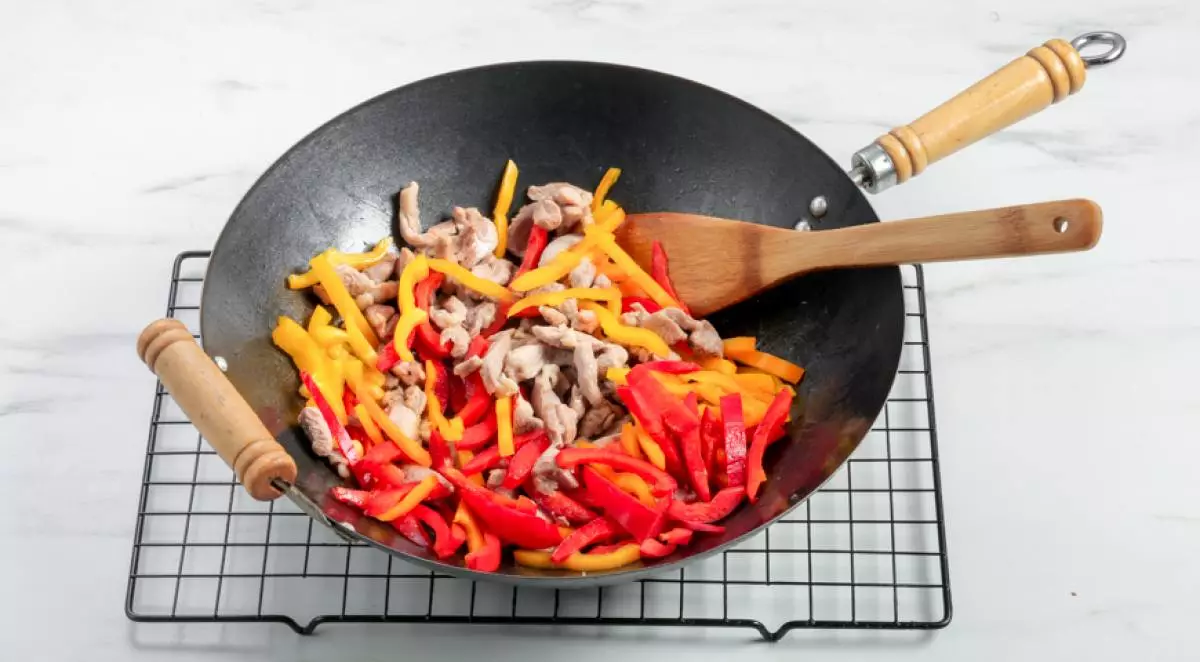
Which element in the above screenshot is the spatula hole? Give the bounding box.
[1053,217,1070,233]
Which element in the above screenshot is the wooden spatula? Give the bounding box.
[615,199,1101,317]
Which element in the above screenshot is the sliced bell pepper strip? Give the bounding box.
[658,527,693,546]
[409,503,462,558]
[306,304,333,334]
[606,367,630,385]
[627,368,700,439]
[376,341,401,373]
[373,475,441,522]
[591,167,621,212]
[492,159,519,258]
[449,374,467,413]
[425,360,463,442]
[392,514,432,548]
[514,543,641,571]
[495,395,515,457]
[353,385,432,466]
[363,482,416,517]
[507,286,621,318]
[619,422,643,460]
[719,394,747,488]
[613,473,656,507]
[700,405,722,480]
[398,254,430,314]
[465,335,489,360]
[638,537,676,559]
[698,356,738,375]
[580,302,672,358]
[309,252,379,358]
[502,432,551,489]
[330,486,369,509]
[530,489,597,526]
[354,403,385,445]
[453,501,484,553]
[726,348,805,384]
[466,528,502,572]
[429,429,454,470]
[582,467,668,542]
[583,224,679,310]
[680,418,711,502]
[275,317,345,422]
[745,389,793,503]
[634,426,666,471]
[441,468,563,549]
[392,309,427,363]
[287,238,394,289]
[300,372,361,464]
[456,411,498,451]
[616,386,681,476]
[668,486,745,523]
[722,337,756,355]
[513,225,549,280]
[731,372,778,396]
[670,519,725,534]
[595,205,626,234]
[551,516,622,563]
[620,296,662,314]
[634,360,701,376]
[362,440,404,466]
[456,373,492,427]
[426,258,515,302]
[556,448,677,496]
[508,244,588,292]
[649,240,689,315]
[462,444,501,476]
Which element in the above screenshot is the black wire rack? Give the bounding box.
[126,250,952,641]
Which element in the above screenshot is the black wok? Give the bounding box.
[148,33,1124,586]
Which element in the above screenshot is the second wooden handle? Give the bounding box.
[137,319,296,500]
[877,38,1087,184]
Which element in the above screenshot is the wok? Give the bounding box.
[138,32,1124,586]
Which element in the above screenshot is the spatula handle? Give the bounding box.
[137,319,296,500]
[802,199,1102,271]
[851,31,1125,192]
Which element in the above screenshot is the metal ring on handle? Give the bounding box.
[1071,31,1126,67]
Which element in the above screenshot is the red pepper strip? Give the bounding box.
[409,504,462,558]
[428,361,451,415]
[556,448,677,497]
[667,486,745,523]
[392,514,431,547]
[363,483,417,518]
[301,372,362,465]
[513,226,550,280]
[680,426,711,502]
[346,424,371,451]
[587,542,633,556]
[582,467,668,542]
[343,388,358,416]
[430,429,454,470]
[441,468,564,549]
[482,302,512,337]
[449,374,467,412]
[502,433,551,489]
[412,272,453,358]
[466,335,489,360]
[628,370,700,439]
[638,537,676,559]
[746,390,793,503]
[413,323,451,360]
[369,462,411,491]
[456,374,492,427]
[531,490,598,526]
[670,519,725,534]
[462,429,546,475]
[551,517,622,563]
[634,360,702,376]
[650,240,690,315]
[615,386,685,478]
[700,406,722,481]
[465,528,502,572]
[330,486,369,510]
[659,527,693,545]
[719,394,748,488]
[362,441,404,466]
[376,341,401,373]
[456,411,498,451]
[621,296,663,314]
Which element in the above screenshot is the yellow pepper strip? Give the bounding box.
[722,336,757,355]
[732,372,779,396]
[355,403,384,445]
[651,372,693,398]
[341,356,383,403]
[425,360,463,441]
[365,365,387,388]
[619,422,643,460]
[725,348,806,384]
[698,356,738,375]
[273,317,346,422]
[493,160,519,258]
[287,237,394,289]
[398,254,429,314]
[496,395,514,456]
[376,475,440,522]
[352,440,364,459]
[349,377,430,465]
[311,325,349,349]
[614,473,656,507]
[606,296,621,317]
[457,451,486,486]
[454,501,485,552]
[310,253,380,358]
[579,302,672,358]
[583,225,679,310]
[507,286,621,318]
[635,427,667,471]
[514,543,641,571]
[508,247,589,292]
[596,205,626,234]
[606,367,630,385]
[426,258,516,301]
[591,167,621,212]
[392,309,427,362]
[307,305,333,334]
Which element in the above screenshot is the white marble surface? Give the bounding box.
[3,0,1199,659]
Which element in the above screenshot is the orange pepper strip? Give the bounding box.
[453,501,485,552]
[726,349,806,384]
[513,543,641,571]
[606,367,630,385]
[592,167,621,212]
[583,225,678,310]
[376,475,440,521]
[722,336,757,355]
[698,356,738,375]
[493,160,519,258]
[635,427,666,471]
[507,287,621,318]
[287,237,393,289]
[732,372,779,396]
[619,423,643,460]
[427,258,515,302]
[355,403,384,445]
[496,395,514,457]
[650,372,693,398]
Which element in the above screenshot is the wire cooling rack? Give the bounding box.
[126,250,951,641]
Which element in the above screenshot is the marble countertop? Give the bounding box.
[3,0,1198,659]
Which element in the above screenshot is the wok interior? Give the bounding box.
[202,62,904,586]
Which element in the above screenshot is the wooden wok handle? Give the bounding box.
[798,199,1102,271]
[137,319,296,500]
[851,31,1125,192]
